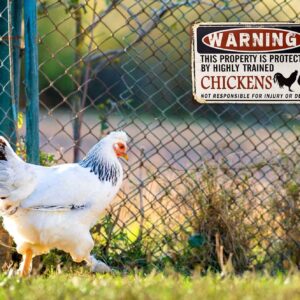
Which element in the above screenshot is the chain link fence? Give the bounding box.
[4,0,299,273]
[0,1,17,143]
[0,1,17,266]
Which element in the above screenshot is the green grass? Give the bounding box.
[0,272,299,300]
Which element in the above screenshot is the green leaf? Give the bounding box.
[188,233,205,248]
[101,121,109,131]
[220,0,229,7]
[17,112,24,129]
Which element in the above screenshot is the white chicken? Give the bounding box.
[0,131,128,276]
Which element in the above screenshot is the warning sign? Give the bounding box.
[192,23,300,103]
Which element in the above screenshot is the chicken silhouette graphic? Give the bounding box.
[273,70,298,92]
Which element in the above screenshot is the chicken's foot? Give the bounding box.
[86,255,111,273]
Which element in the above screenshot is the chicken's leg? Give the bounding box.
[19,249,33,277]
[85,255,111,273]
[69,232,111,273]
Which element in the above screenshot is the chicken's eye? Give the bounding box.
[115,142,126,153]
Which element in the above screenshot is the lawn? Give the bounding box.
[0,272,299,300]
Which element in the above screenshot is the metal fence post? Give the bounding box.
[24,0,39,164]
[0,0,16,144]
[11,0,22,128]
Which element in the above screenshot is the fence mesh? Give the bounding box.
[0,0,16,266]
[0,1,16,143]
[14,0,300,272]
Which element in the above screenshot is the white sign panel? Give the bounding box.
[192,23,300,103]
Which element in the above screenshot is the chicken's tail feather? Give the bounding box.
[0,138,7,161]
[273,73,284,88]
[0,137,21,200]
[0,136,21,163]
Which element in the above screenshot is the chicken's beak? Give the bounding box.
[121,153,129,161]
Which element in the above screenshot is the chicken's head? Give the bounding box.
[81,131,129,164]
[108,131,129,161]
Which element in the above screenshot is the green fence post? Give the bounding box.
[11,0,22,127]
[0,0,16,144]
[24,0,39,164]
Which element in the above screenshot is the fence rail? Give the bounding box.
[1,0,300,273]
